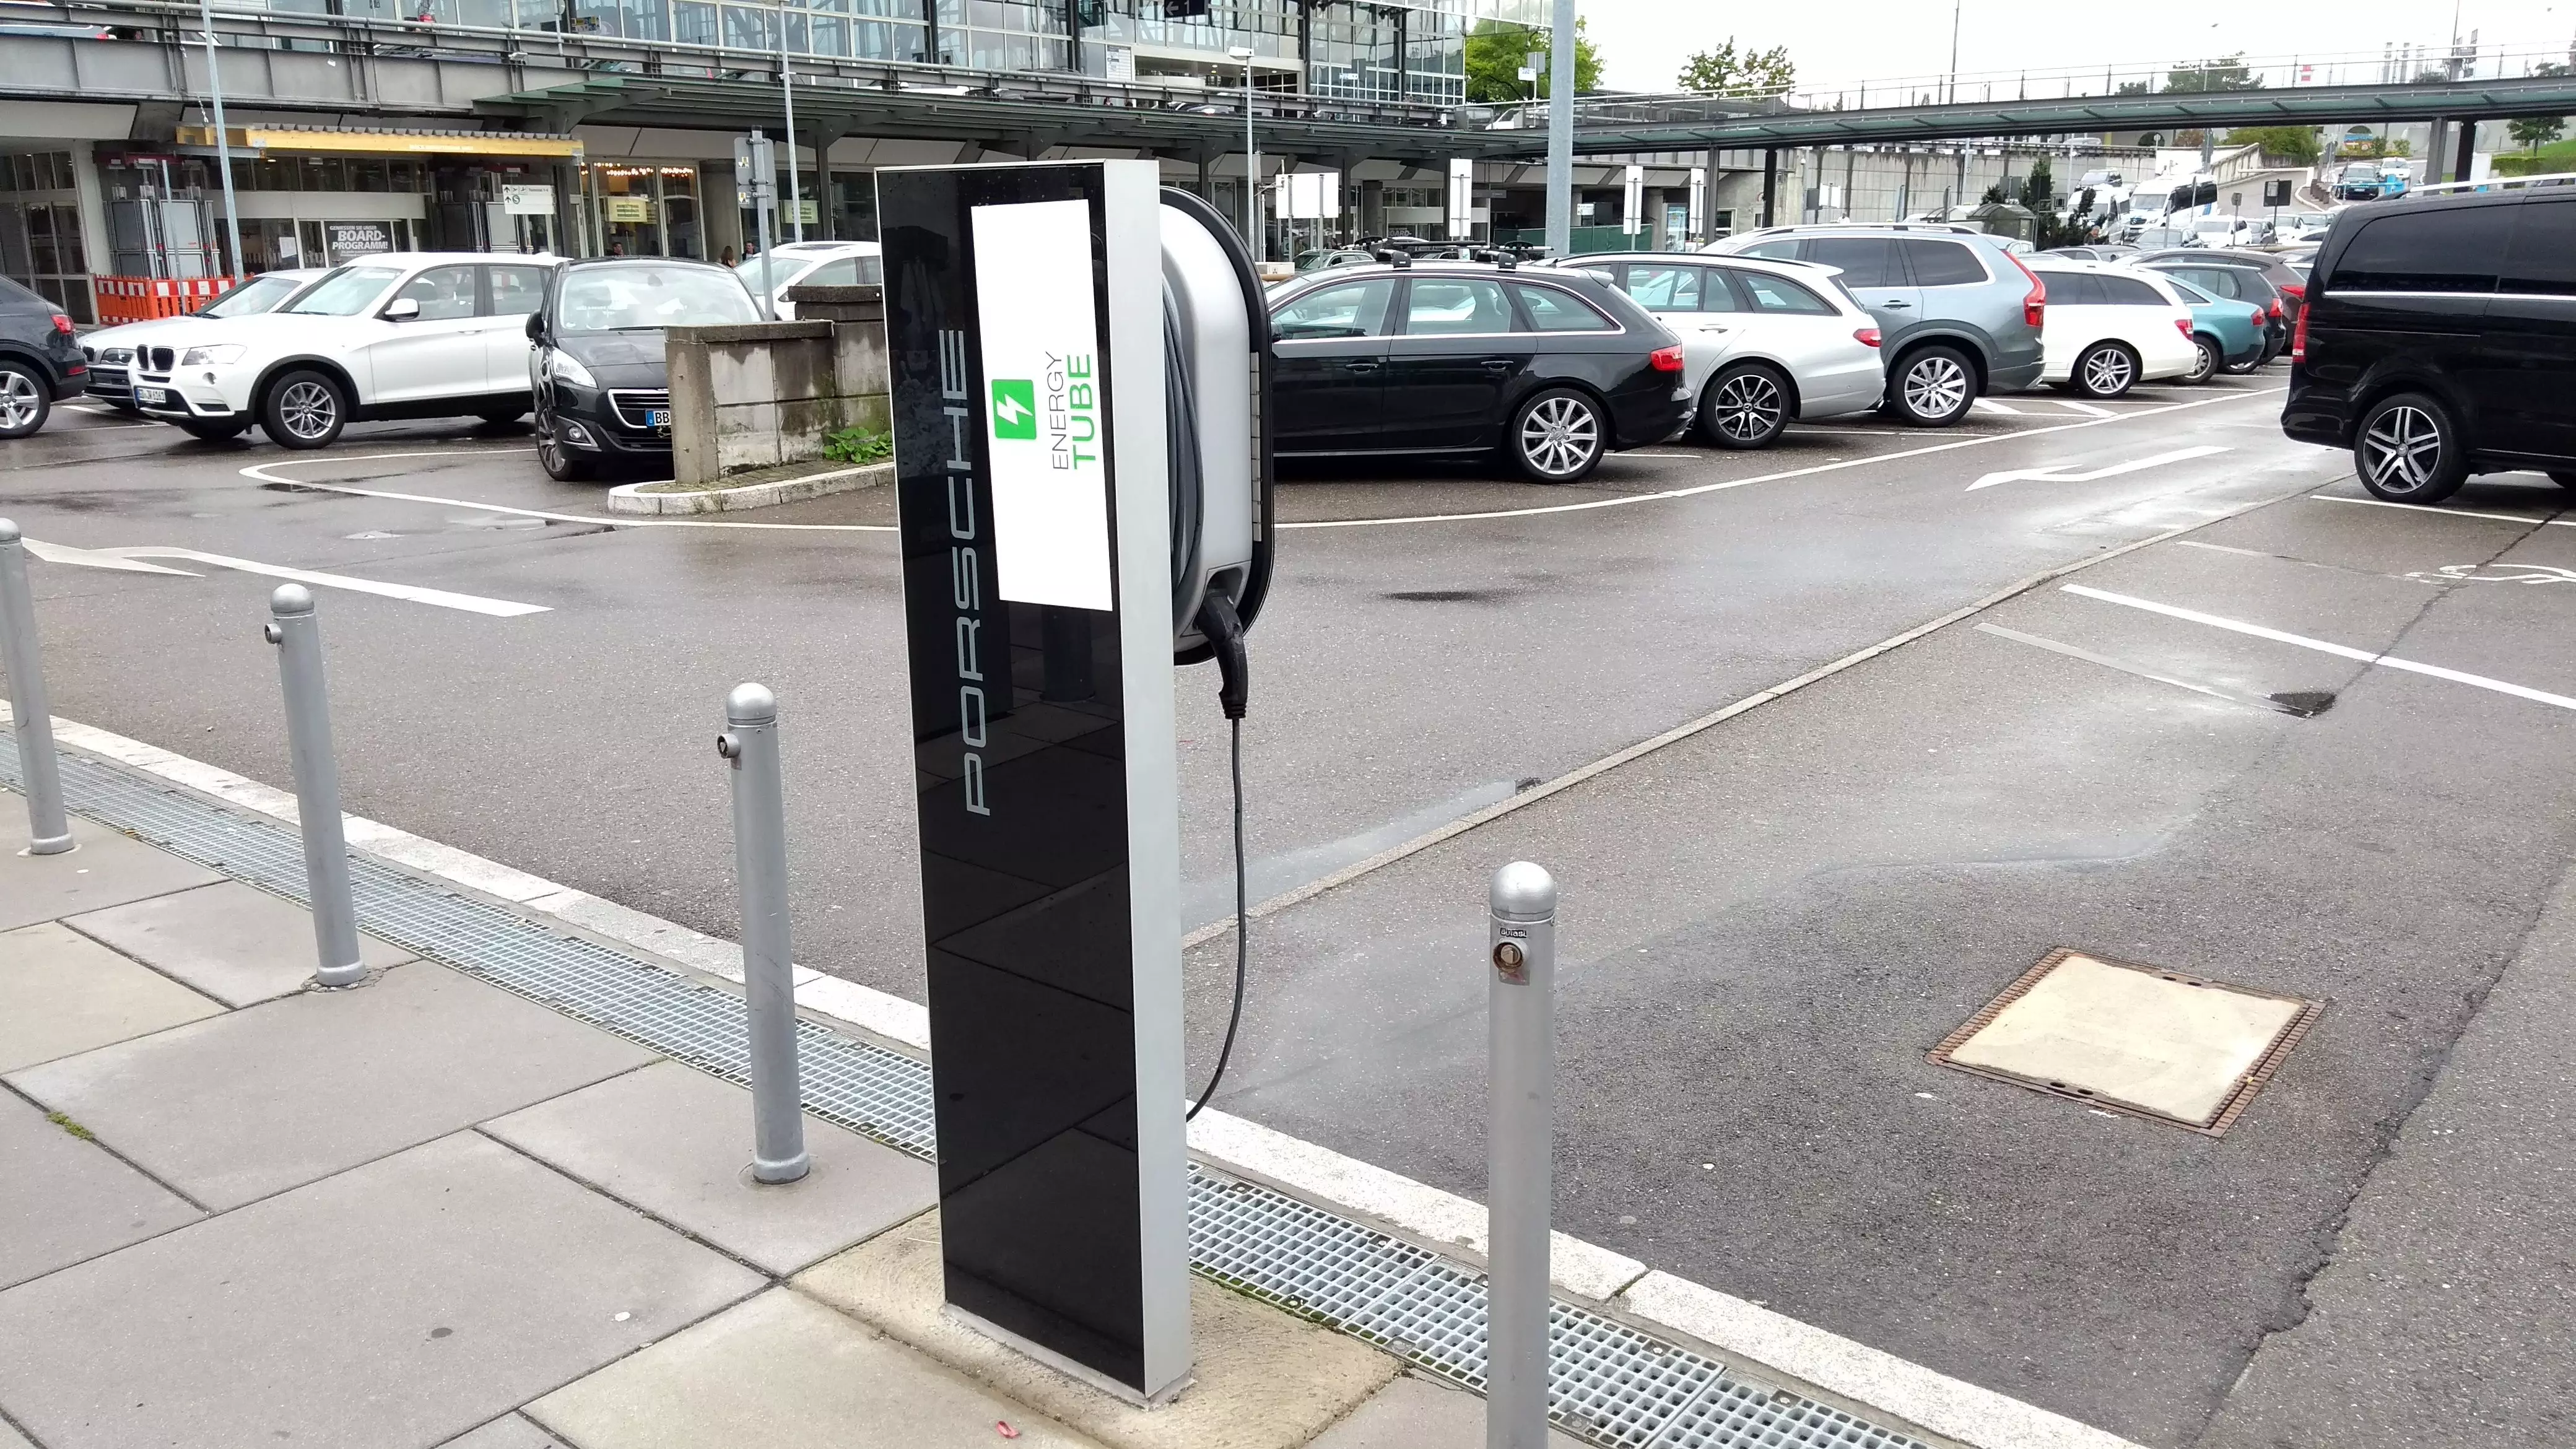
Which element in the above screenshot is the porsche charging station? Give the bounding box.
[876,158,1271,1406]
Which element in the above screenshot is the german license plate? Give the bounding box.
[648,409,671,432]
[135,386,170,406]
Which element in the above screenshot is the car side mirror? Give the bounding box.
[383,297,421,322]
[524,311,544,342]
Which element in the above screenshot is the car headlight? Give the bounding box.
[179,344,246,367]
[546,351,598,388]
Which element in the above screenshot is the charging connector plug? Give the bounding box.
[1197,591,1249,721]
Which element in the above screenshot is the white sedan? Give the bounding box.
[129,252,560,446]
[1550,253,1885,448]
[732,240,880,320]
[2022,259,2198,399]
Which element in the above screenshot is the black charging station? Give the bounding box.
[877,158,1270,1405]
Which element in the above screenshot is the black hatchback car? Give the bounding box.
[527,256,763,481]
[1265,261,1687,482]
[0,275,85,440]
[2284,186,2576,504]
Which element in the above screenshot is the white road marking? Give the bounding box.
[240,451,895,532]
[2408,562,2576,585]
[2307,492,2576,528]
[2063,583,2576,711]
[1284,388,2283,531]
[1977,622,2312,715]
[1972,398,2025,416]
[1966,445,2229,492]
[2054,399,2117,417]
[29,539,548,617]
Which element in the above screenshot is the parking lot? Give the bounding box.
[8,364,2574,1444]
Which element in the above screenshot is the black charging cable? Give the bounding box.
[1186,592,1250,1122]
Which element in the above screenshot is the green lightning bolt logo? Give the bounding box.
[989,378,1037,441]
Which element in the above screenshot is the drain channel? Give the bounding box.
[0,736,1925,1449]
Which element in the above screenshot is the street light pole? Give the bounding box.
[1543,0,1573,258]
[780,0,804,243]
[197,0,245,279]
[1230,45,1258,262]
[1947,0,1962,105]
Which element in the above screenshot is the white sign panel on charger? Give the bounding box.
[969,198,1115,612]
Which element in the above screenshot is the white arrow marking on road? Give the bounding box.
[24,540,547,617]
[1966,445,2229,492]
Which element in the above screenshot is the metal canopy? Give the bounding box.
[1559,74,2576,152]
[481,76,1521,164]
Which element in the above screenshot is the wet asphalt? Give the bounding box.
[11,375,2573,1443]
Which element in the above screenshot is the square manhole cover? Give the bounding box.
[1930,949,2323,1135]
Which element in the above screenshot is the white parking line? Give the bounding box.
[25,537,550,617]
[2307,492,2576,528]
[1972,398,2025,416]
[2053,399,2117,417]
[239,452,896,533]
[2063,583,2576,711]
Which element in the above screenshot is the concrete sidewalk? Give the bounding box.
[0,813,1558,1449]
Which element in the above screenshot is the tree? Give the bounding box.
[2228,125,2320,163]
[1676,38,1795,97]
[1464,17,1601,103]
[2164,55,2265,93]
[2511,115,2567,152]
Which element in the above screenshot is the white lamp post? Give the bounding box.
[1230,44,1258,262]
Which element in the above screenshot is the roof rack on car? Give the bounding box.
[1370,249,1412,268]
[1468,247,1518,269]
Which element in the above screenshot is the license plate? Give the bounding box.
[648,409,670,431]
[136,386,170,406]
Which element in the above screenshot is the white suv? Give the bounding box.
[131,251,560,448]
[731,240,879,320]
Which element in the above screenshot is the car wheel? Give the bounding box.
[0,361,51,439]
[2354,392,2467,505]
[537,412,596,482]
[2072,342,2139,399]
[261,370,347,450]
[1887,345,1975,427]
[2548,471,2576,492]
[176,419,250,442]
[1508,387,1604,484]
[477,406,527,424]
[1698,363,1790,450]
[2185,336,2221,385]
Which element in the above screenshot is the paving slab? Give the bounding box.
[0,817,220,931]
[795,1210,1399,1449]
[435,1412,572,1449]
[0,1131,763,1449]
[67,879,414,1006]
[6,962,655,1209]
[0,1415,28,1449]
[0,1087,201,1289]
[484,1060,939,1276]
[1309,1373,1585,1449]
[529,1287,1101,1449]
[0,920,224,1073]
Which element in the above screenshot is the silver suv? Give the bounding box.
[1705,224,2048,426]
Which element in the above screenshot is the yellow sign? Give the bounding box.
[604,196,655,224]
[178,126,583,159]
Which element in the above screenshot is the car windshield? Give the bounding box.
[733,251,881,289]
[200,274,307,318]
[284,266,403,316]
[558,266,761,331]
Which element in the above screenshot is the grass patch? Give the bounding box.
[46,1111,95,1142]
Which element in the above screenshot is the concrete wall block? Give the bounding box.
[708,344,778,409]
[667,334,723,487]
[831,320,890,400]
[769,339,834,408]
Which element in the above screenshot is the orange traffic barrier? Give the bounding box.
[93,274,246,325]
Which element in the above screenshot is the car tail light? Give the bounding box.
[2291,300,2310,362]
[49,313,72,336]
[2279,282,2305,304]
[2175,317,2194,339]
[1853,326,1881,347]
[1648,344,1685,373]
[2005,250,2046,328]
[2268,298,2284,320]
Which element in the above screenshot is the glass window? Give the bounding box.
[201,274,309,318]
[1696,269,1751,312]
[2500,200,2576,295]
[1737,239,1800,259]
[1271,278,1393,339]
[2164,277,2216,305]
[1403,277,1514,335]
[1902,239,1988,287]
[486,264,550,316]
[285,266,404,315]
[554,263,760,331]
[2162,266,2241,299]
[1620,264,1701,311]
[1511,282,1614,331]
[1738,271,1833,314]
[394,264,479,321]
[2040,271,2105,305]
[2098,274,2169,307]
[2333,207,2512,294]
[1804,237,1899,287]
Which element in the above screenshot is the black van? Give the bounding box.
[2282,186,2576,503]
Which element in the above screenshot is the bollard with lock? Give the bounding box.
[1486,860,1558,1449]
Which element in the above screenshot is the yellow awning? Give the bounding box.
[179,126,583,159]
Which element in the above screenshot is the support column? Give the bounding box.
[809,130,846,240]
[2453,118,2477,183]
[1760,149,1777,228]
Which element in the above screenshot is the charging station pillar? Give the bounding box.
[876,158,1193,1405]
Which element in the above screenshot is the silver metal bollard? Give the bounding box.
[1487,861,1558,1449]
[718,682,809,1185]
[263,585,365,987]
[0,520,72,855]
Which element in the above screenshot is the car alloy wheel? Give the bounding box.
[2076,343,2137,399]
[537,411,595,482]
[0,364,45,438]
[2186,336,2220,385]
[1703,365,1787,449]
[2358,402,2448,497]
[277,380,337,442]
[1897,350,1971,424]
[1514,390,1602,483]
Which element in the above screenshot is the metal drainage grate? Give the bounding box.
[1,736,1928,1449]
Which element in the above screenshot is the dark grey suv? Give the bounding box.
[1709,225,2048,425]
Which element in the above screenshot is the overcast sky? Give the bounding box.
[1579,0,2576,97]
